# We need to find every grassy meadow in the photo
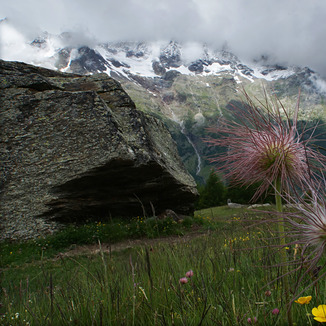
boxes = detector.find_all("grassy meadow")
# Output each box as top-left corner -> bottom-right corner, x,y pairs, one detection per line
1,206 -> 325,325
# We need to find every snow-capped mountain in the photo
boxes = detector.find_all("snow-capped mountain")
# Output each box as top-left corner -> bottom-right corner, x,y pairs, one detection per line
27,33 -> 323,89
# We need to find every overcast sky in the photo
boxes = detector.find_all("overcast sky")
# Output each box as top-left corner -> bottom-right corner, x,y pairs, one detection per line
1,0 -> 326,77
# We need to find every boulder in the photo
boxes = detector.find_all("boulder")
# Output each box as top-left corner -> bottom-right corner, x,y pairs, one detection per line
0,60 -> 198,240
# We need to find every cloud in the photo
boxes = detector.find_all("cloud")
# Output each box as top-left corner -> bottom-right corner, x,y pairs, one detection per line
1,0 -> 326,78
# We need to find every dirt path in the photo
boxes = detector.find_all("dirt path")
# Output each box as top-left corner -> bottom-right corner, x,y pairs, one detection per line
61,231 -> 208,257
2,231 -> 210,273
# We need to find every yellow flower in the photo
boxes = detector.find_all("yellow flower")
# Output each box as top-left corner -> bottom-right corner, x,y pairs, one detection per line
312,305 -> 326,322
295,296 -> 312,305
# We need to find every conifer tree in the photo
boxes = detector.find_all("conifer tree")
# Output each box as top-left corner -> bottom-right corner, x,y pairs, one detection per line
196,170 -> 226,209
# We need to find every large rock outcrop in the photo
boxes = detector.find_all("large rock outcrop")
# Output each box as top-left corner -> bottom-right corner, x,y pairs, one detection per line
0,60 -> 198,240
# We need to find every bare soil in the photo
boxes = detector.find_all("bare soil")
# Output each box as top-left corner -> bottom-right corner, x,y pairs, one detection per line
2,231 -> 209,273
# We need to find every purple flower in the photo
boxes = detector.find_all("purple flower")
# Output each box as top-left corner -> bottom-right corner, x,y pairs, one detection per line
185,270 -> 194,278
205,90 -> 325,200
179,277 -> 188,284
272,308 -> 280,315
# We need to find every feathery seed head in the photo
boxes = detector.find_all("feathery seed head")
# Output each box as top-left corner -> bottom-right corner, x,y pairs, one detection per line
205,90 -> 324,200
286,191 -> 326,248
276,189 -> 326,296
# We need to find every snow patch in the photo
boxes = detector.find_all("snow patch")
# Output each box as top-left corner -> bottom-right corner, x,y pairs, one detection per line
234,75 -> 241,84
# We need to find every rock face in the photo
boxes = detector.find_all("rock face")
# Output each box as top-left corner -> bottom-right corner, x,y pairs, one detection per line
0,60 -> 198,240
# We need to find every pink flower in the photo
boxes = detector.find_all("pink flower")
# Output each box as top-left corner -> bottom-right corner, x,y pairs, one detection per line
185,270 -> 194,278
179,277 -> 188,284
272,308 -> 280,315
247,317 -> 257,324
205,90 -> 325,201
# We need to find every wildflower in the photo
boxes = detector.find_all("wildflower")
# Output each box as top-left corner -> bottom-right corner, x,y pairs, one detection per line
205,90 -> 325,200
179,277 -> 188,284
295,296 -> 312,305
312,305 -> 326,322
185,270 -> 194,278
272,308 -> 280,315
265,290 -> 272,297
247,317 -> 257,324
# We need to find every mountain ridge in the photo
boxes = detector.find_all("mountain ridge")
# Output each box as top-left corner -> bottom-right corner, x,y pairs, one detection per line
29,34 -> 325,89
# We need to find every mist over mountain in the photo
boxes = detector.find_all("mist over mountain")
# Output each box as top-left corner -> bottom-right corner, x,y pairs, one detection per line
2,0 -> 326,79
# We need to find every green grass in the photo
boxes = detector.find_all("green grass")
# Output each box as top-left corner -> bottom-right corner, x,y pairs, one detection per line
1,206 -> 325,325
